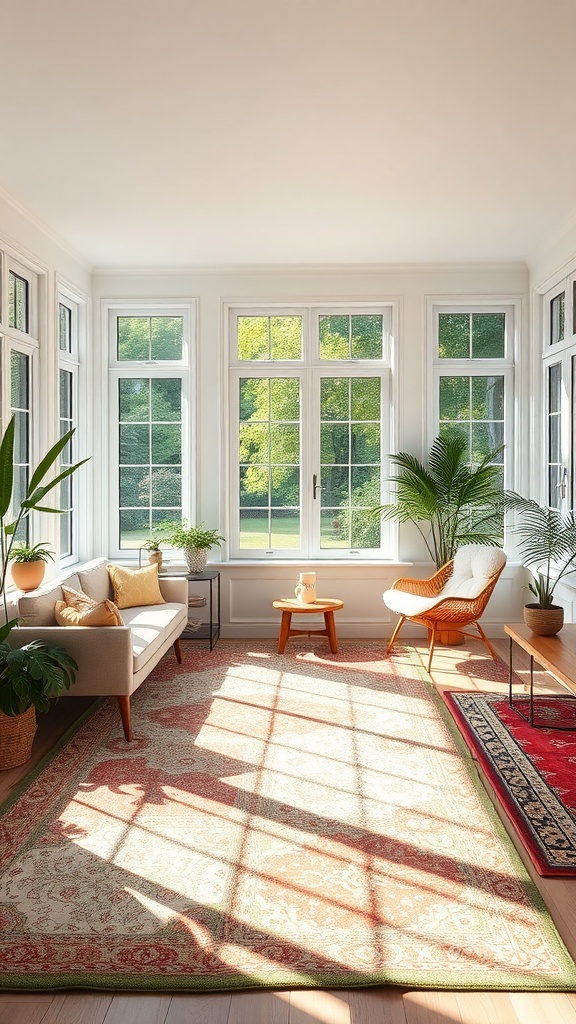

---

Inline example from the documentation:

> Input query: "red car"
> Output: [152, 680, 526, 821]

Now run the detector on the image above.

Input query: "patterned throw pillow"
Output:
[106, 563, 166, 610]
[55, 599, 124, 627]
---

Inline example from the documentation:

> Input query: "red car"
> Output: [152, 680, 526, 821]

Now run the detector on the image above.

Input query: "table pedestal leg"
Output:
[278, 611, 292, 653]
[324, 611, 338, 653]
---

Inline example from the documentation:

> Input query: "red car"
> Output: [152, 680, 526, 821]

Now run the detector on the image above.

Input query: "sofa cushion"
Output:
[107, 563, 166, 610]
[77, 559, 114, 603]
[18, 573, 82, 627]
[55, 599, 124, 627]
[120, 603, 185, 672]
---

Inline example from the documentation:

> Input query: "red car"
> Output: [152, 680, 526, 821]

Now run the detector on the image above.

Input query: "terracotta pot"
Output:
[429, 626, 465, 646]
[523, 603, 564, 636]
[10, 560, 46, 592]
[0, 705, 37, 770]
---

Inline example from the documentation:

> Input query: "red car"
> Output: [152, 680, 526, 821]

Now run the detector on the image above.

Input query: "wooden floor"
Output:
[2, 637, 576, 1024]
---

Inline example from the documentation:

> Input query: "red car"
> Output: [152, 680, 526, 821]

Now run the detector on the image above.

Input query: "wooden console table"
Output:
[505, 623, 576, 729]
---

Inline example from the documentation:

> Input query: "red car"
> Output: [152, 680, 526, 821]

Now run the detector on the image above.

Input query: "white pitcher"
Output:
[295, 571, 316, 604]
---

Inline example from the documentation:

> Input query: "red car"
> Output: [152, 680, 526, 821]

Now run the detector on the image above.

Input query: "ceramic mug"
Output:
[295, 571, 316, 604]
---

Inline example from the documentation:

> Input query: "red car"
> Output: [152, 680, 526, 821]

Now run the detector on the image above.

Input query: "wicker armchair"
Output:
[383, 544, 507, 672]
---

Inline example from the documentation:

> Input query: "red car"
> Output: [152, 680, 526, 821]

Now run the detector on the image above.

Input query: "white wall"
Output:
[92, 263, 529, 638]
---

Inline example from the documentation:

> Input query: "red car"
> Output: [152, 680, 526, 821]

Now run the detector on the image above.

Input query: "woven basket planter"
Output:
[184, 547, 209, 574]
[0, 705, 37, 770]
[523, 603, 564, 636]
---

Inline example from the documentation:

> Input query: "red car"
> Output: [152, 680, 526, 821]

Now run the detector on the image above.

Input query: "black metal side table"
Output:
[164, 570, 221, 649]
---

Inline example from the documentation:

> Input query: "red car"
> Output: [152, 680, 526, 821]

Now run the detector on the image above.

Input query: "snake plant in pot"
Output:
[0, 416, 89, 769]
[503, 491, 576, 635]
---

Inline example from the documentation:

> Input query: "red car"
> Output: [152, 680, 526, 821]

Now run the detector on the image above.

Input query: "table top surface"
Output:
[273, 598, 344, 613]
[505, 622, 576, 694]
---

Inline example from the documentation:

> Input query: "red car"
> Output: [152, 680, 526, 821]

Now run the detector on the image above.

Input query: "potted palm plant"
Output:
[371, 432, 505, 568]
[503, 491, 576, 635]
[8, 541, 55, 592]
[0, 416, 89, 769]
[162, 520, 225, 574]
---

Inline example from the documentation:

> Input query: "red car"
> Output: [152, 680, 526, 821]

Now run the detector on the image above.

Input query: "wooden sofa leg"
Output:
[174, 638, 183, 664]
[117, 696, 133, 742]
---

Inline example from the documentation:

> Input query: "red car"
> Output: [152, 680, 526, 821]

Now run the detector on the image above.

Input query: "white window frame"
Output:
[105, 300, 194, 559]
[428, 298, 517, 492]
[57, 284, 87, 565]
[541, 274, 576, 511]
[226, 301, 395, 560]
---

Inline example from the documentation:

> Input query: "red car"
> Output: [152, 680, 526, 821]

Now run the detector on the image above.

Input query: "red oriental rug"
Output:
[444, 691, 576, 877]
[1, 642, 575, 992]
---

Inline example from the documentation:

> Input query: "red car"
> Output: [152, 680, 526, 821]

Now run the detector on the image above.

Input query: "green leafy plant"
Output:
[8, 542, 55, 563]
[0, 640, 78, 716]
[142, 537, 162, 552]
[0, 415, 89, 717]
[503, 491, 576, 608]
[371, 432, 505, 568]
[161, 520, 225, 550]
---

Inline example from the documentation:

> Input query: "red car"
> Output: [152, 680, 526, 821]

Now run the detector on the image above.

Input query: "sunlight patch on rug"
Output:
[0, 641, 575, 992]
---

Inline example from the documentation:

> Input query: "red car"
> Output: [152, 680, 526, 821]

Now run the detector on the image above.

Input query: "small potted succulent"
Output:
[8, 541, 55, 592]
[143, 536, 163, 569]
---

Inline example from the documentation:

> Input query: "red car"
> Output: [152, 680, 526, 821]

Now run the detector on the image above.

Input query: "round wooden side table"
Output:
[272, 598, 344, 654]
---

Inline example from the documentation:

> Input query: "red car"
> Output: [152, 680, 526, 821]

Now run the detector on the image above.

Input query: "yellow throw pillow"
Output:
[107, 562, 166, 610]
[55, 599, 124, 627]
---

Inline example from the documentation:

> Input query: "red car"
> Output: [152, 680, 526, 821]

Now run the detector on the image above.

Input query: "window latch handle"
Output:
[313, 473, 322, 499]
[561, 467, 569, 499]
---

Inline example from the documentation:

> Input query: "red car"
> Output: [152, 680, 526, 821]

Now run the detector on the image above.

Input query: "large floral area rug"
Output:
[1, 641, 575, 992]
[444, 690, 576, 877]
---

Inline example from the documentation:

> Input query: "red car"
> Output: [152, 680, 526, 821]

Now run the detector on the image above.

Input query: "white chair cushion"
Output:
[383, 589, 446, 617]
[383, 546, 506, 614]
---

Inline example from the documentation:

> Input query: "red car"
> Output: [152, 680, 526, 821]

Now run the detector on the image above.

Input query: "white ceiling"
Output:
[1, 0, 575, 269]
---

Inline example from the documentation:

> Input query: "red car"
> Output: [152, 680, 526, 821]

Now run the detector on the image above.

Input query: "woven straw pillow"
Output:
[106, 563, 166, 610]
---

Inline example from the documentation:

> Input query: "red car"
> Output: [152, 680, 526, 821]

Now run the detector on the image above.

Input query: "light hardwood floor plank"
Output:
[403, 990, 465, 1024]
[41, 992, 113, 1024]
[453, 990, 519, 1024]
[228, 989, 290, 1024]
[348, 987, 407, 1023]
[165, 993, 232, 1024]
[289, 989, 351, 1024]
[0, 996, 54, 1024]
[101, 993, 171, 1024]
[509, 991, 576, 1024]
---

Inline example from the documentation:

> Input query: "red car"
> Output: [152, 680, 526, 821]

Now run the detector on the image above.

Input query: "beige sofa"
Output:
[6, 558, 188, 741]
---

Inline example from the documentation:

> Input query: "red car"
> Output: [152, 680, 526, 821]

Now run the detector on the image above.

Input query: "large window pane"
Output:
[439, 375, 504, 463]
[59, 303, 72, 353]
[237, 315, 302, 360]
[438, 312, 505, 359]
[117, 316, 183, 360]
[319, 377, 381, 550]
[11, 352, 30, 542]
[118, 376, 183, 547]
[550, 293, 565, 346]
[320, 314, 384, 360]
[548, 362, 562, 507]
[59, 369, 74, 557]
[238, 377, 300, 549]
[8, 272, 28, 333]
[471, 314, 505, 358]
